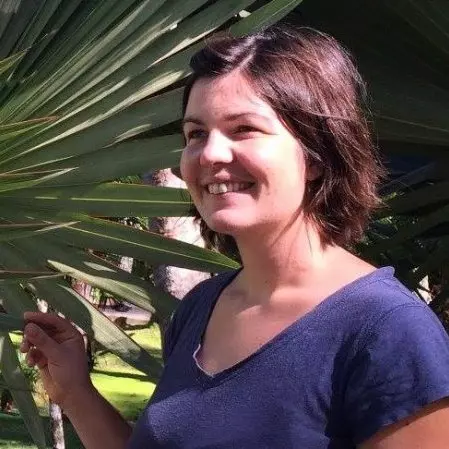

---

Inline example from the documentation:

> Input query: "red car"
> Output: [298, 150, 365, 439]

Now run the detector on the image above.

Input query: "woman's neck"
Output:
[231, 218, 375, 308]
[233, 219, 337, 301]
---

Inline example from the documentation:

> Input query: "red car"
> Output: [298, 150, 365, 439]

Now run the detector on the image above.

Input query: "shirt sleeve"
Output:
[344, 303, 449, 445]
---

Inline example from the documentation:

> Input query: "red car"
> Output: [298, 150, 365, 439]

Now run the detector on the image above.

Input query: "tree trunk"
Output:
[146, 169, 211, 300]
[36, 301, 66, 449]
[49, 401, 65, 449]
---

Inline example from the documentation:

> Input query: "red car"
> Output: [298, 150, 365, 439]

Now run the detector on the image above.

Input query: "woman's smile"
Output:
[205, 182, 254, 195]
[180, 71, 306, 236]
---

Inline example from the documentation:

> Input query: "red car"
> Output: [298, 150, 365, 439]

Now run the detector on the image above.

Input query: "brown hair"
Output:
[182, 25, 385, 256]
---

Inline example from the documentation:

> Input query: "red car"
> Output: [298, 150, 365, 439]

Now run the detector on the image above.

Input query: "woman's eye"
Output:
[236, 125, 254, 132]
[234, 125, 260, 135]
[186, 129, 207, 141]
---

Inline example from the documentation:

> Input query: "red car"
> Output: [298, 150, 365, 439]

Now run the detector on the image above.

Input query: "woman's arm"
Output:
[360, 398, 449, 449]
[22, 312, 133, 449]
[61, 384, 132, 449]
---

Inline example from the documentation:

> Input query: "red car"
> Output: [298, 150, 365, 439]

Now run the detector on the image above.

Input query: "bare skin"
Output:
[197, 243, 374, 376]
[360, 399, 449, 449]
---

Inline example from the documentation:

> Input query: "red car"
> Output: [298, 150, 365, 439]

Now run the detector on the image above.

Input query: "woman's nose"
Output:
[199, 132, 233, 167]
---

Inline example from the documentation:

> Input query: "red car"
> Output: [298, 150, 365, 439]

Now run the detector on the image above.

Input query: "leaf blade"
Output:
[0, 314, 24, 332]
[0, 333, 46, 449]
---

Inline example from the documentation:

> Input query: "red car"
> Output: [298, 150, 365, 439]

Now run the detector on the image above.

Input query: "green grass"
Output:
[90, 324, 161, 421]
[1, 324, 162, 448]
[0, 413, 82, 448]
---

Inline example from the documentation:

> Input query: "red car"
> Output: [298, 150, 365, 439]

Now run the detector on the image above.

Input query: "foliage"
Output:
[0, 0, 301, 446]
[18, 354, 40, 392]
[0, 414, 82, 449]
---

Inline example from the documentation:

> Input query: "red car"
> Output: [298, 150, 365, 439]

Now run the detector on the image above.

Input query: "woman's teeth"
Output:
[207, 182, 252, 195]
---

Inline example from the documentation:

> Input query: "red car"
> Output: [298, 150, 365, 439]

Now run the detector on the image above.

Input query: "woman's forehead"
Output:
[185, 73, 276, 122]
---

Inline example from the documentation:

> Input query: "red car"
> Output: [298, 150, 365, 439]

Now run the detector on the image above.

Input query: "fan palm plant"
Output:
[0, 0, 301, 446]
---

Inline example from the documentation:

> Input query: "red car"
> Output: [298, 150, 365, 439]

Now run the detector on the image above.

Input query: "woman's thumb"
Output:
[24, 323, 60, 361]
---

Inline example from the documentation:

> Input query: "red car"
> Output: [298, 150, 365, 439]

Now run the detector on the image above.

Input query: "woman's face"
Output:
[181, 71, 310, 238]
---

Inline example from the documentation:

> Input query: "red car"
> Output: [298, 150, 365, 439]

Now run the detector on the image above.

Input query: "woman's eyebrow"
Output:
[225, 112, 270, 120]
[182, 116, 204, 127]
[182, 112, 271, 127]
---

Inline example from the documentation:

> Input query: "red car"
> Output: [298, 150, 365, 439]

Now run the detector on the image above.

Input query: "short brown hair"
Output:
[182, 25, 385, 256]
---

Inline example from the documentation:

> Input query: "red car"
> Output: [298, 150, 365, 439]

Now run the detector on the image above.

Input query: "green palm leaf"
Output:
[0, 314, 24, 332]
[0, 1, 301, 445]
[1, 183, 193, 217]
[0, 333, 46, 449]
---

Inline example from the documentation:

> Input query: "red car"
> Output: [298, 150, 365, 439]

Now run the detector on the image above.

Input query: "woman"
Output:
[22, 26, 449, 448]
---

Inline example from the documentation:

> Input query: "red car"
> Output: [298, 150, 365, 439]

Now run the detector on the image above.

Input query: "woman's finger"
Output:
[24, 312, 80, 343]
[25, 348, 36, 367]
[24, 323, 62, 363]
[26, 347, 47, 369]
[29, 347, 47, 370]
[20, 336, 32, 353]
[24, 312, 72, 331]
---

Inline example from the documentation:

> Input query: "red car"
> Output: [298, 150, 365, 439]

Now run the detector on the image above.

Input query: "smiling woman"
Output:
[22, 25, 449, 449]
[181, 26, 384, 258]
[181, 71, 309, 241]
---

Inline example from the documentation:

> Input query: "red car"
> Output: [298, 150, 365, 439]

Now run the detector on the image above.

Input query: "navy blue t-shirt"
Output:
[128, 267, 449, 448]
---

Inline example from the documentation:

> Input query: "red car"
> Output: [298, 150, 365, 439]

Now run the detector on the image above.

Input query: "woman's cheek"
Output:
[180, 151, 194, 184]
[180, 161, 201, 202]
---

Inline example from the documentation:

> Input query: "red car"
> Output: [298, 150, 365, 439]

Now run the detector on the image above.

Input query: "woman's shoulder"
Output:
[181, 269, 240, 309]
[162, 270, 240, 361]
[170, 269, 240, 326]
[338, 268, 449, 444]
[318, 266, 444, 358]
[335, 266, 429, 324]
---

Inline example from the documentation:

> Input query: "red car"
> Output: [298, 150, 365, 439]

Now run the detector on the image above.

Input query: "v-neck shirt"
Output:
[129, 267, 449, 448]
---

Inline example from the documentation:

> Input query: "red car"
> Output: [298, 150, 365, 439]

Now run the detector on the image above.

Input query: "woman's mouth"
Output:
[206, 182, 254, 195]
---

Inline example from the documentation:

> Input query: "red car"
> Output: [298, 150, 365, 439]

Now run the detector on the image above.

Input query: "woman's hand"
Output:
[21, 312, 92, 409]
[21, 312, 132, 449]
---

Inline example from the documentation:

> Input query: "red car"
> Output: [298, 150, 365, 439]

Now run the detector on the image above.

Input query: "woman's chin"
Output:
[205, 213, 254, 236]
